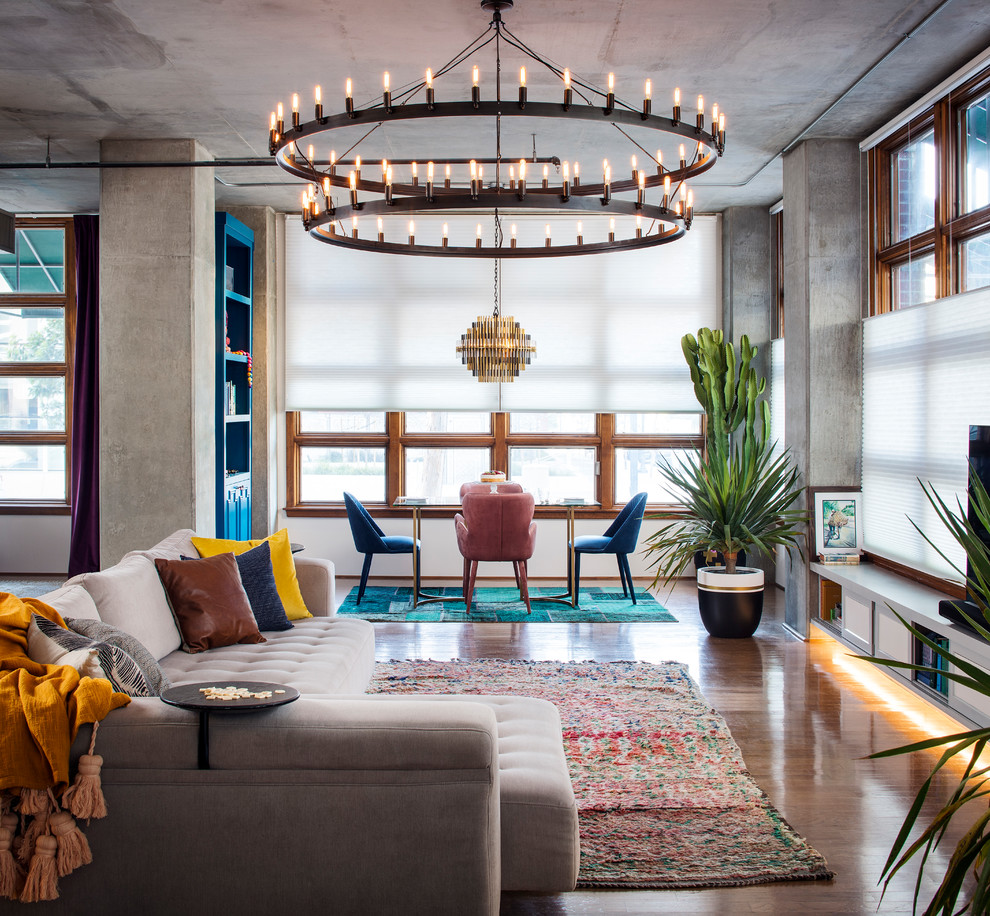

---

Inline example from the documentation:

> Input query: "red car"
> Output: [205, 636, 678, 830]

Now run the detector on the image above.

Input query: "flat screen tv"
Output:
[938, 425, 990, 638]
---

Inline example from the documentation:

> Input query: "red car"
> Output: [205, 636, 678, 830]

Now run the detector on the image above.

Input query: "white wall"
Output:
[0, 516, 71, 574]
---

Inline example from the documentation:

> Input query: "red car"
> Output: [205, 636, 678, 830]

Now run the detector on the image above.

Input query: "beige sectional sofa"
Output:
[36, 529, 579, 916]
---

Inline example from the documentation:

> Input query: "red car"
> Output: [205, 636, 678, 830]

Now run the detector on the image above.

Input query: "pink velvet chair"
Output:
[455, 490, 537, 613]
[458, 481, 524, 499]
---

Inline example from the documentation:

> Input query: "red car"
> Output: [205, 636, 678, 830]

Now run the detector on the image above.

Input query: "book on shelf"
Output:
[818, 553, 862, 565]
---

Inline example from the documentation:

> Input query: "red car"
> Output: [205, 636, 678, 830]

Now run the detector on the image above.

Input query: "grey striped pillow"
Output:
[32, 614, 155, 697]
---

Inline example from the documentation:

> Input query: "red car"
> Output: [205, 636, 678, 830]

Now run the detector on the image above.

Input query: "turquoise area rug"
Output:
[336, 585, 676, 622]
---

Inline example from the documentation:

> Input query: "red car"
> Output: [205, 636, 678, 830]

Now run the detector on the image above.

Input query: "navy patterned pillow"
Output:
[32, 614, 156, 697]
[66, 617, 172, 695]
[182, 541, 292, 632]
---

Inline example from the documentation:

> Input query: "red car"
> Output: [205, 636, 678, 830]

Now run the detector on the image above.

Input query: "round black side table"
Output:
[161, 681, 300, 769]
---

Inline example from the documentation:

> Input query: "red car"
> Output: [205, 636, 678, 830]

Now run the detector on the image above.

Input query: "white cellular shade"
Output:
[770, 338, 785, 453]
[862, 287, 990, 581]
[284, 215, 719, 411]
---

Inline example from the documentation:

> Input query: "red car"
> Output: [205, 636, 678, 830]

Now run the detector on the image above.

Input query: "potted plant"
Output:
[859, 469, 990, 914]
[643, 328, 809, 637]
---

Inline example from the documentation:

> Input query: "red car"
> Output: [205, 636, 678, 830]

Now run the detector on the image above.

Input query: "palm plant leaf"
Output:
[864, 469, 990, 913]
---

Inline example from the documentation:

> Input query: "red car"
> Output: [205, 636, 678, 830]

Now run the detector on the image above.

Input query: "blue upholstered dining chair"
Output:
[343, 492, 420, 604]
[570, 492, 649, 605]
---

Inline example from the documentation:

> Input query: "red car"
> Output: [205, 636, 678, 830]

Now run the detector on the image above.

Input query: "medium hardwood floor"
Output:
[368, 578, 978, 915]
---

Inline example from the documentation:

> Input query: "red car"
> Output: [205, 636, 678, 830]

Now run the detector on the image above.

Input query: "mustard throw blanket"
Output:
[0, 593, 130, 902]
[0, 593, 129, 793]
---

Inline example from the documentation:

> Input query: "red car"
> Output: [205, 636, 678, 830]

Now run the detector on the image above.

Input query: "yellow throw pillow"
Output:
[190, 528, 312, 620]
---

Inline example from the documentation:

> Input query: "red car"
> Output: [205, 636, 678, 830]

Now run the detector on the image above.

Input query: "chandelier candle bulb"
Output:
[609, 217, 615, 242]
[656, 149, 663, 173]
[509, 164, 516, 190]
[687, 188, 694, 223]
[573, 161, 580, 186]
[562, 161, 570, 199]
[631, 155, 638, 180]
[285, 141, 294, 162]
[679, 143, 686, 169]
[351, 215, 359, 239]
[292, 93, 300, 129]
[476, 224, 483, 248]
[605, 72, 615, 113]
[718, 113, 726, 147]
[307, 145, 315, 165]
[381, 158, 388, 181]
[383, 71, 391, 110]
[636, 214, 643, 238]
[355, 155, 361, 182]
[563, 68, 572, 108]
[377, 216, 384, 242]
[470, 159, 478, 197]
[603, 163, 611, 203]
[276, 101, 284, 135]
[643, 79, 652, 117]
[329, 150, 336, 176]
[673, 87, 681, 125]
[349, 171, 358, 207]
[542, 164, 548, 189]
[663, 174, 671, 209]
[545, 224, 551, 248]
[345, 78, 354, 116]
[511, 224, 517, 247]
[518, 159, 526, 198]
[385, 166, 393, 204]
[637, 170, 646, 206]
[445, 163, 451, 188]
[472, 65, 480, 106]
[519, 66, 527, 108]
[408, 221, 415, 245]
[315, 84, 323, 120]
[426, 68, 435, 108]
[411, 161, 418, 186]
[577, 221, 583, 245]
[442, 222, 449, 247]
[696, 95, 704, 130]
[269, 111, 278, 149]
[426, 161, 434, 199]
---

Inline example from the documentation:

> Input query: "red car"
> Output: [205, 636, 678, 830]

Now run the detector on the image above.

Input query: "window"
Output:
[870, 67, 990, 311]
[286, 410, 703, 515]
[0, 219, 74, 508]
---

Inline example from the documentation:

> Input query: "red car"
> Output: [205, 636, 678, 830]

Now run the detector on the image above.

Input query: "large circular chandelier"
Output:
[268, 0, 726, 257]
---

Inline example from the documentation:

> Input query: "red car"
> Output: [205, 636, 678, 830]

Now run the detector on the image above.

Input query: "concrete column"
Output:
[721, 206, 775, 583]
[99, 139, 215, 565]
[225, 206, 278, 538]
[782, 139, 863, 636]
[721, 206, 772, 379]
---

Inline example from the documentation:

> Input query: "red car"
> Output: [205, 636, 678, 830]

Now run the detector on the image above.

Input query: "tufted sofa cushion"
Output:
[158, 616, 376, 694]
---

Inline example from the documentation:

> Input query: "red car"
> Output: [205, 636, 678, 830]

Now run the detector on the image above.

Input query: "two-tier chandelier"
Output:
[268, 0, 726, 258]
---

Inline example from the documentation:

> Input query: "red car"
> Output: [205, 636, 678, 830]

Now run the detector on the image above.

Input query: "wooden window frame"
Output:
[871, 67, 990, 313]
[0, 217, 75, 515]
[285, 410, 702, 519]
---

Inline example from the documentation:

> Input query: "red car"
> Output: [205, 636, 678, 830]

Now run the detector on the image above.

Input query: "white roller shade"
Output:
[862, 287, 990, 581]
[284, 215, 719, 411]
[770, 338, 785, 452]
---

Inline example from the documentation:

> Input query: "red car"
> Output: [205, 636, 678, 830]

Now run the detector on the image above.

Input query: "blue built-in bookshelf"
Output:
[215, 213, 253, 538]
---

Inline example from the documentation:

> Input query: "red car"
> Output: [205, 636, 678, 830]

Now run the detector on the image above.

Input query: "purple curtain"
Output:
[68, 215, 100, 576]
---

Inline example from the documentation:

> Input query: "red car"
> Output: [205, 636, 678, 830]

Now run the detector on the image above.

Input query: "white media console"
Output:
[811, 561, 990, 728]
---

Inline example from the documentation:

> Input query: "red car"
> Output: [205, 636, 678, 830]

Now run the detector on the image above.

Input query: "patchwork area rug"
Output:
[336, 585, 676, 622]
[370, 658, 834, 889]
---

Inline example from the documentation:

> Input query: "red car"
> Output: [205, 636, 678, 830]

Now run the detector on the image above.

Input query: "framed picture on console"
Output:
[812, 488, 863, 557]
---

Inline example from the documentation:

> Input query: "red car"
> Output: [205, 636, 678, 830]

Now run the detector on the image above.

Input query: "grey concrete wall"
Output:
[782, 139, 864, 636]
[225, 205, 278, 538]
[721, 206, 776, 584]
[99, 139, 215, 565]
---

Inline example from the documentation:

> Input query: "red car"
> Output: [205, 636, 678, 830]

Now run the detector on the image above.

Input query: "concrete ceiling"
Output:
[1, 0, 989, 216]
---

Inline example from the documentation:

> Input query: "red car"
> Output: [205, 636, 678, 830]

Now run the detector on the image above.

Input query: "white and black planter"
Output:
[696, 566, 765, 638]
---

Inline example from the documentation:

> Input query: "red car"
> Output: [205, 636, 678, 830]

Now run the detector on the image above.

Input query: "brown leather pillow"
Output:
[154, 553, 266, 654]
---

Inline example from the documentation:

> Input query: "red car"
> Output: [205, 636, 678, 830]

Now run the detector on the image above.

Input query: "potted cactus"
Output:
[643, 328, 809, 637]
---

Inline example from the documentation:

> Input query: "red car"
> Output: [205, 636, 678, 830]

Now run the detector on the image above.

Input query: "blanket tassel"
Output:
[15, 811, 47, 868]
[0, 815, 23, 900]
[49, 810, 91, 878]
[62, 723, 107, 820]
[20, 834, 58, 902]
